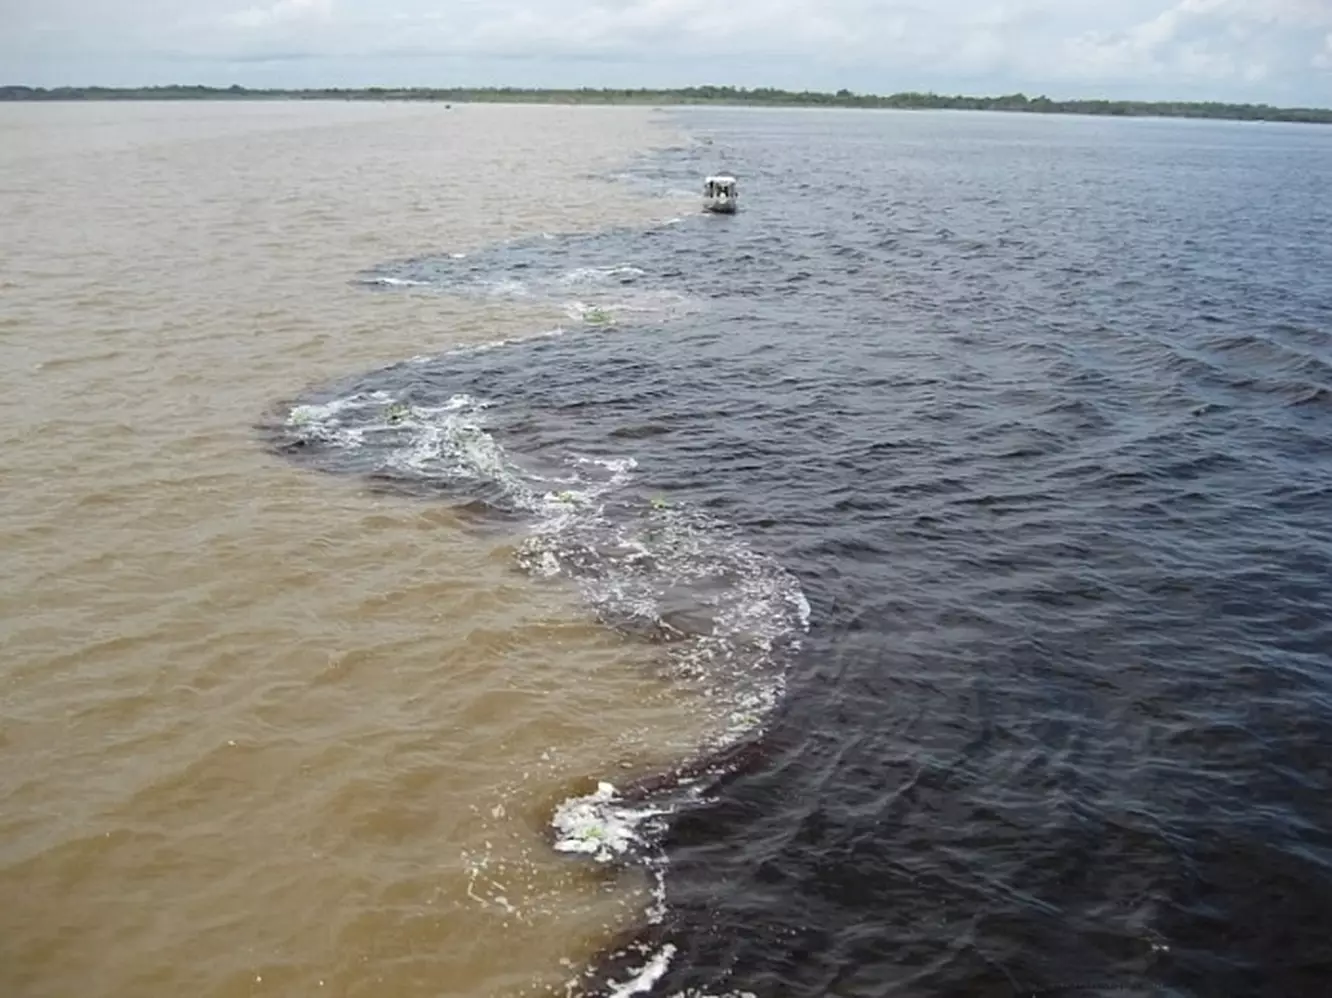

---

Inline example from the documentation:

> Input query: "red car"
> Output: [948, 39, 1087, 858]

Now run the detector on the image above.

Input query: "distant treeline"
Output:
[3, 84, 1330, 124]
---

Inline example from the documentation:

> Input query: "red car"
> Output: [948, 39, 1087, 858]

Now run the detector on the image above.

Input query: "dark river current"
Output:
[268, 108, 1332, 997]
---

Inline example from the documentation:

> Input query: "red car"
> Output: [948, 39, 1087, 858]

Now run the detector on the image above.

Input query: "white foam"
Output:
[566, 301, 620, 324]
[560, 289, 696, 325]
[559, 265, 647, 286]
[574, 455, 639, 478]
[551, 781, 668, 863]
[473, 276, 531, 298]
[287, 391, 387, 425]
[448, 327, 569, 357]
[277, 377, 812, 984]
[366, 276, 430, 287]
[371, 256, 700, 327]
[285, 391, 389, 448]
[605, 945, 677, 998]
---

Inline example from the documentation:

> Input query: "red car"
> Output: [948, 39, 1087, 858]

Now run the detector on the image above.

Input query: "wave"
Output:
[359, 251, 699, 329]
[558, 265, 649, 286]
[361, 275, 432, 288]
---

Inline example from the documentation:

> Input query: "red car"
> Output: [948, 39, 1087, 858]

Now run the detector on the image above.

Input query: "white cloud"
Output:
[229, 0, 331, 29]
[1055, 0, 1332, 92]
[1316, 32, 1332, 70]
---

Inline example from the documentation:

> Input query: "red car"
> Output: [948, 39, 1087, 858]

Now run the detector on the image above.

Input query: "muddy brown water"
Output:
[0, 100, 710, 998]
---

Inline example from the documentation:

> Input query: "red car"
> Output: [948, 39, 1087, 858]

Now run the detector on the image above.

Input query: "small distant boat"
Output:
[703, 175, 738, 214]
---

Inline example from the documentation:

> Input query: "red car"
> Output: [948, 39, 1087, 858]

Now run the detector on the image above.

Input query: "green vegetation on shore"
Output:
[3, 84, 1330, 124]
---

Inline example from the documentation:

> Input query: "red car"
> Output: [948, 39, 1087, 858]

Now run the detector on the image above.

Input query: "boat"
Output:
[703, 175, 738, 214]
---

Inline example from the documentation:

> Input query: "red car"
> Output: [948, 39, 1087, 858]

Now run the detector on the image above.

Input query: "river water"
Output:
[0, 100, 700, 998]
[5, 102, 1332, 998]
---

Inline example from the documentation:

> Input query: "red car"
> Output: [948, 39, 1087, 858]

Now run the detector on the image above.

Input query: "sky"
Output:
[5, 0, 1332, 105]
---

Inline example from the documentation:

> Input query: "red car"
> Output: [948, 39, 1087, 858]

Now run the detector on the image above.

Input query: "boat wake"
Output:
[356, 226, 706, 329]
[262, 354, 808, 996]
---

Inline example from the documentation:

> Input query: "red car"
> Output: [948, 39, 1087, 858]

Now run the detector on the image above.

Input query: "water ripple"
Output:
[273, 109, 1332, 997]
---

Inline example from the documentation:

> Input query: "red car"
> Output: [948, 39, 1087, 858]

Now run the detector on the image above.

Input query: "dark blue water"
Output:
[268, 109, 1332, 997]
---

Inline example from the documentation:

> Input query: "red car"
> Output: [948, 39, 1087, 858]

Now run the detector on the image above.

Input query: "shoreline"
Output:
[4, 85, 1331, 125]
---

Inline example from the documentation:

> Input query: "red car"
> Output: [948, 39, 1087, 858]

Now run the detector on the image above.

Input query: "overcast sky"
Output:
[6, 0, 1332, 104]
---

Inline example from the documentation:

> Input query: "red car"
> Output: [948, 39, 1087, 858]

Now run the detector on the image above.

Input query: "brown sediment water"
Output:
[0, 99, 711, 998]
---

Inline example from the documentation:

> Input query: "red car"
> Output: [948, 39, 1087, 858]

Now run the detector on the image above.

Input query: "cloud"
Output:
[228, 0, 332, 30]
[1058, 0, 1332, 92]
[5, 0, 1332, 103]
[1316, 32, 1332, 70]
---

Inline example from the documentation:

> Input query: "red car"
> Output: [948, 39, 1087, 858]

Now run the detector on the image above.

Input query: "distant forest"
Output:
[3, 84, 1330, 124]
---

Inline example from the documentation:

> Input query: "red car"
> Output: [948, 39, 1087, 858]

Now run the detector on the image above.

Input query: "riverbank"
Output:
[4, 84, 1330, 124]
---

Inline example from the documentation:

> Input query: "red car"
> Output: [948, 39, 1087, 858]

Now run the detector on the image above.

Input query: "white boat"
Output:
[703, 175, 738, 214]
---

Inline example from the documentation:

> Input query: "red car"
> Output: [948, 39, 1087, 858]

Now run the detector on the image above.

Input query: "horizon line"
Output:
[3, 84, 1331, 121]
